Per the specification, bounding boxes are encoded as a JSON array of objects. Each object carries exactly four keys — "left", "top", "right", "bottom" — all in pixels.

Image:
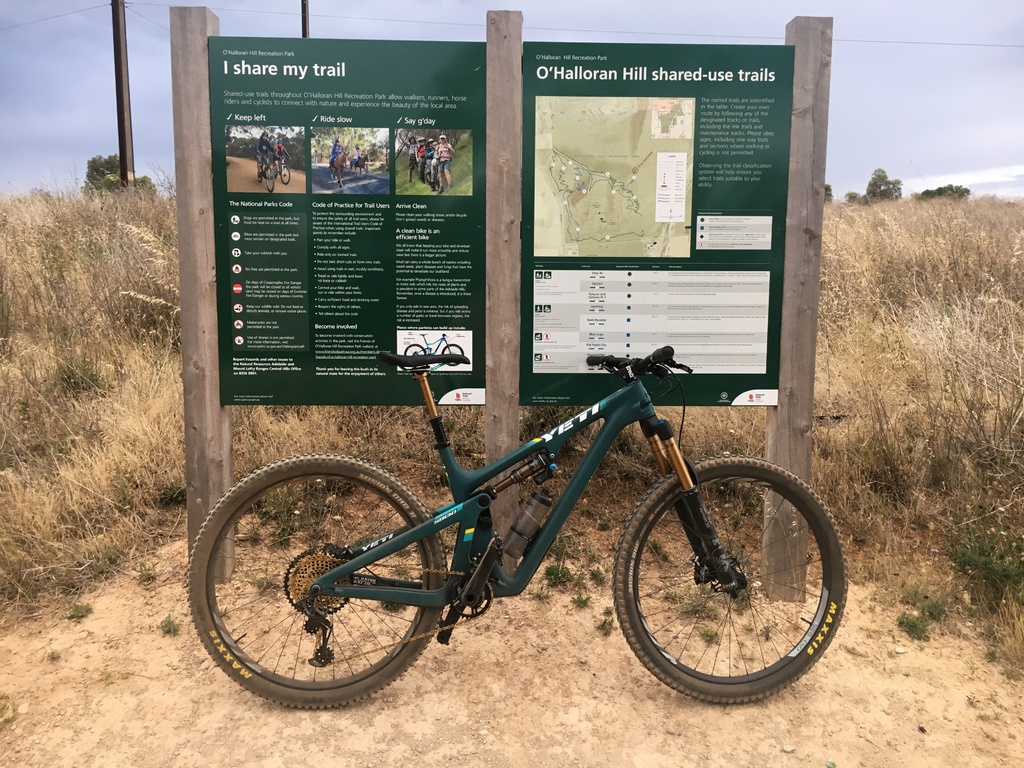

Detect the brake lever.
[{"left": 667, "top": 360, "right": 693, "bottom": 374}]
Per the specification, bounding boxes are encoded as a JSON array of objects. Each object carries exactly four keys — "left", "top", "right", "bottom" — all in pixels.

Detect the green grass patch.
[{"left": 67, "top": 603, "right": 93, "bottom": 622}]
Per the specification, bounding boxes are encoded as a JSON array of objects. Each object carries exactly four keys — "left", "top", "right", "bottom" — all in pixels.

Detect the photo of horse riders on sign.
[
  {"left": 395, "top": 129, "right": 473, "bottom": 196},
  {"left": 311, "top": 127, "right": 390, "bottom": 195},
  {"left": 224, "top": 125, "right": 306, "bottom": 194}
]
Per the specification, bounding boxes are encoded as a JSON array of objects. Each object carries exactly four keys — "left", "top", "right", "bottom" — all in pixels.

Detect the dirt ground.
[
  {"left": 226, "top": 156, "right": 307, "bottom": 194},
  {"left": 0, "top": 538, "right": 1021, "bottom": 768},
  {"left": 310, "top": 162, "right": 389, "bottom": 194}
]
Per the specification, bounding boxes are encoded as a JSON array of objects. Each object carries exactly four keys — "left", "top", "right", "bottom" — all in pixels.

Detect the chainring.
[
  {"left": 284, "top": 543, "right": 350, "bottom": 615},
  {"left": 458, "top": 582, "right": 494, "bottom": 619}
]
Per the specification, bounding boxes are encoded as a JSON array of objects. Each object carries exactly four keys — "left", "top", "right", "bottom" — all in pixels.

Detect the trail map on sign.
[{"left": 535, "top": 96, "right": 695, "bottom": 258}]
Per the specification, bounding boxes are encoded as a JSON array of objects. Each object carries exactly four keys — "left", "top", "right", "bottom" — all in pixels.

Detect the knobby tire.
[
  {"left": 189, "top": 454, "right": 445, "bottom": 709},
  {"left": 613, "top": 455, "right": 846, "bottom": 703}
]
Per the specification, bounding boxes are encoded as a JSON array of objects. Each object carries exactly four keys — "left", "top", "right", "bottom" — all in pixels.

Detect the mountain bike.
[
  {"left": 256, "top": 151, "right": 275, "bottom": 192},
  {"left": 403, "top": 332, "right": 463, "bottom": 358},
  {"left": 262, "top": 157, "right": 277, "bottom": 193},
  {"left": 278, "top": 156, "right": 291, "bottom": 186},
  {"left": 188, "top": 346, "right": 846, "bottom": 709}
]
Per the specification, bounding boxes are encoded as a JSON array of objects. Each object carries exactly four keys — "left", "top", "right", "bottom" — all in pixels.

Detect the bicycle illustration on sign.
[{"left": 403, "top": 332, "right": 464, "bottom": 358}]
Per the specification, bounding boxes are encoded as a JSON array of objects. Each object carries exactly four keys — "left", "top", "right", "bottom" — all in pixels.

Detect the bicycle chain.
[{"left": 306, "top": 562, "right": 500, "bottom": 668}]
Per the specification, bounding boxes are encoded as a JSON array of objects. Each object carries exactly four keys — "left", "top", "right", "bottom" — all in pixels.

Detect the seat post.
[{"left": 413, "top": 371, "right": 439, "bottom": 419}]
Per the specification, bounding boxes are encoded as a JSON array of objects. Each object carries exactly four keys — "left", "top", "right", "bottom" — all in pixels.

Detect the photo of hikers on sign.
[
  {"left": 395, "top": 129, "right": 473, "bottom": 196},
  {"left": 311, "top": 127, "right": 390, "bottom": 194}
]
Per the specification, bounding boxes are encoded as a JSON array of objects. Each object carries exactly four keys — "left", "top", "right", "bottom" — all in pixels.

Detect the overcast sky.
[{"left": 2, "top": 1, "right": 1022, "bottom": 198}]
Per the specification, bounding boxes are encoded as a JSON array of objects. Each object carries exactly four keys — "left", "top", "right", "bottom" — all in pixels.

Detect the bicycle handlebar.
[{"left": 586, "top": 346, "right": 691, "bottom": 377}]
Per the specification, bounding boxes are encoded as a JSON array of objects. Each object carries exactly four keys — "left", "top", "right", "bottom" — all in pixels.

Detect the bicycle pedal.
[{"left": 436, "top": 605, "right": 462, "bottom": 645}]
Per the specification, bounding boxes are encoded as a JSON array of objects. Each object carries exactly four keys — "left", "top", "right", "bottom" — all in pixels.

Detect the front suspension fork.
[{"left": 641, "top": 418, "right": 746, "bottom": 596}]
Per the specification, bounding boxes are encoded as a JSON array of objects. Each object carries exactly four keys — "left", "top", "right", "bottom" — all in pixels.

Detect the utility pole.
[
  {"left": 302, "top": 0, "right": 309, "bottom": 37},
  {"left": 111, "top": 0, "right": 136, "bottom": 186}
]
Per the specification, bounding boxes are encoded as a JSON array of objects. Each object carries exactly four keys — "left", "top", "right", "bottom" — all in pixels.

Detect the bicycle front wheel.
[
  {"left": 613, "top": 456, "right": 846, "bottom": 703},
  {"left": 281, "top": 165, "right": 291, "bottom": 185},
  {"left": 189, "top": 454, "right": 445, "bottom": 709}
]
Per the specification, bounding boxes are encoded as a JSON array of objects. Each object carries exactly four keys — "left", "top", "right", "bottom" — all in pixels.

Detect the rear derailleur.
[{"left": 301, "top": 600, "right": 335, "bottom": 668}]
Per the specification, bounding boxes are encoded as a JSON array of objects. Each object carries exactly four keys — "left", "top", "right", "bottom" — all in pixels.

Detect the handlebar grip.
[
  {"left": 651, "top": 346, "right": 674, "bottom": 364},
  {"left": 586, "top": 355, "right": 609, "bottom": 367}
]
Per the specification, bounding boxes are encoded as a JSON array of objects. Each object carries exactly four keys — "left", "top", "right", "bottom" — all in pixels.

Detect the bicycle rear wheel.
[
  {"left": 613, "top": 455, "right": 846, "bottom": 703},
  {"left": 440, "top": 343, "right": 464, "bottom": 358},
  {"left": 403, "top": 344, "right": 426, "bottom": 356},
  {"left": 189, "top": 454, "right": 445, "bottom": 708}
]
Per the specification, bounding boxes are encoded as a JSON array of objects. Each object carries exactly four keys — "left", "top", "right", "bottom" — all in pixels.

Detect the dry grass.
[
  {"left": 0, "top": 190, "right": 183, "bottom": 604},
  {"left": 996, "top": 600, "right": 1024, "bottom": 668},
  {"left": 0, "top": 191, "right": 1022, "bottom": 659}
]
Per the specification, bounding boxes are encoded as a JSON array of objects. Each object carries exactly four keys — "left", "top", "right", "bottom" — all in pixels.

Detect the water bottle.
[{"left": 502, "top": 489, "right": 552, "bottom": 560}]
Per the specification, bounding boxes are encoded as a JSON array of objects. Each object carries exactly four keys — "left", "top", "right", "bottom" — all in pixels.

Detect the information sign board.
[
  {"left": 208, "top": 38, "right": 486, "bottom": 405},
  {"left": 522, "top": 42, "right": 794, "bottom": 405}
]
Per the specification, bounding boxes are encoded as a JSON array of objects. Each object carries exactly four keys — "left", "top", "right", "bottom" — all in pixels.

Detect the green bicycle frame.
[{"left": 312, "top": 377, "right": 659, "bottom": 606}]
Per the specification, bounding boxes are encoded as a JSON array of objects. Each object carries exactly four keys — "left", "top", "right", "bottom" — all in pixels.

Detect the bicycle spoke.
[
  {"left": 614, "top": 456, "right": 846, "bottom": 702},
  {"left": 190, "top": 456, "right": 445, "bottom": 707}
]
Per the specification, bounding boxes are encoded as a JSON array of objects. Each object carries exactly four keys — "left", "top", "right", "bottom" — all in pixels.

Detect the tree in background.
[
  {"left": 824, "top": 183, "right": 833, "bottom": 203},
  {"left": 914, "top": 184, "right": 971, "bottom": 201},
  {"left": 865, "top": 168, "right": 902, "bottom": 202},
  {"left": 84, "top": 153, "right": 155, "bottom": 192},
  {"left": 844, "top": 191, "right": 865, "bottom": 205},
  {"left": 225, "top": 127, "right": 306, "bottom": 169},
  {"left": 85, "top": 154, "right": 120, "bottom": 188},
  {"left": 310, "top": 127, "right": 387, "bottom": 168}
]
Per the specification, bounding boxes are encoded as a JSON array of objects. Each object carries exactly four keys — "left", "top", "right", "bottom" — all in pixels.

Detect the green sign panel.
[
  {"left": 522, "top": 42, "right": 795, "bottom": 406},
  {"left": 208, "top": 38, "right": 486, "bottom": 405}
]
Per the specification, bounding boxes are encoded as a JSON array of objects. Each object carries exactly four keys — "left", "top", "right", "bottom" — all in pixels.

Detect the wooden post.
[
  {"left": 170, "top": 7, "right": 233, "bottom": 559},
  {"left": 111, "top": 0, "right": 135, "bottom": 186},
  {"left": 485, "top": 11, "right": 524, "bottom": 535},
  {"left": 764, "top": 17, "right": 832, "bottom": 600},
  {"left": 766, "top": 16, "right": 833, "bottom": 482}
]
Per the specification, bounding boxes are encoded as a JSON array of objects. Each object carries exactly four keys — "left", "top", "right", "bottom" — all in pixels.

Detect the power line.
[
  {"left": 143, "top": 3, "right": 483, "bottom": 30},
  {"left": 140, "top": 3, "right": 1024, "bottom": 49},
  {"left": 7, "top": 2, "right": 1024, "bottom": 49},
  {"left": 0, "top": 3, "right": 107, "bottom": 33},
  {"left": 834, "top": 36, "right": 1023, "bottom": 49},
  {"left": 127, "top": 6, "right": 170, "bottom": 33}
]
